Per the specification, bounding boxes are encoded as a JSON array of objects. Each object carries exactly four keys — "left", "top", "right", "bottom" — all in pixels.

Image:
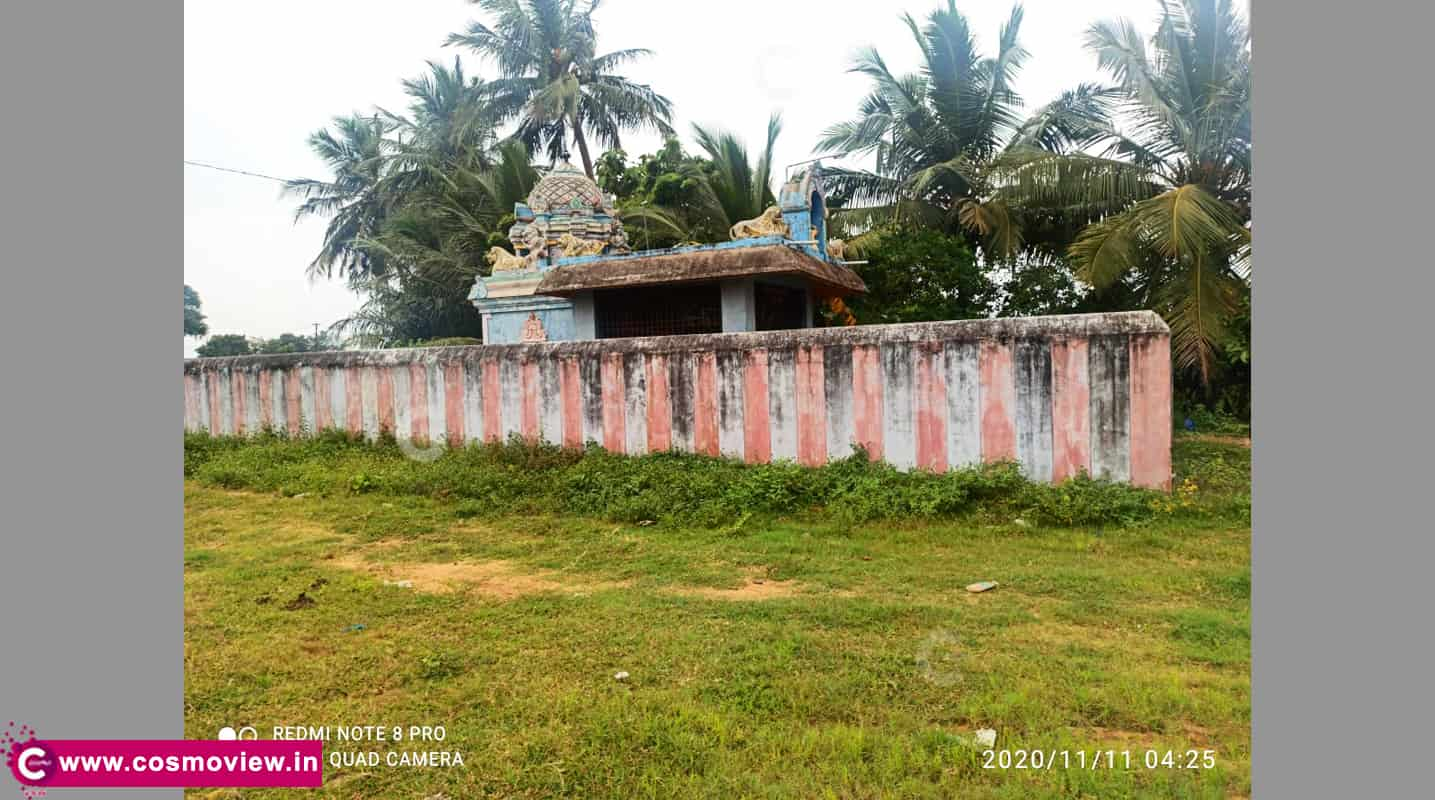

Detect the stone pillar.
[
  {"left": 572, "top": 292, "right": 596, "bottom": 340},
  {"left": 720, "top": 279, "right": 755, "bottom": 333}
]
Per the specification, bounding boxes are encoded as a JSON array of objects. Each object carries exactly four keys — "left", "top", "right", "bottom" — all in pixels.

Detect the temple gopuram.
[{"left": 469, "top": 160, "right": 867, "bottom": 343}]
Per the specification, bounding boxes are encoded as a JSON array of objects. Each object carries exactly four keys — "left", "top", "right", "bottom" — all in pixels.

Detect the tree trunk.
[{"left": 571, "top": 117, "right": 595, "bottom": 180}]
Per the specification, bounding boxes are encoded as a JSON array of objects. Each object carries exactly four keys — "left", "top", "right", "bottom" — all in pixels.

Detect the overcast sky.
[{"left": 184, "top": 0, "right": 1165, "bottom": 356}]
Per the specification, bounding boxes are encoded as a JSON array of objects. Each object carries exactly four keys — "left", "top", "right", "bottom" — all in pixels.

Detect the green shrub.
[
  {"left": 1175, "top": 404, "right": 1250, "bottom": 436},
  {"left": 348, "top": 472, "right": 379, "bottom": 494},
  {"left": 1023, "top": 473, "right": 1156, "bottom": 527},
  {"left": 183, "top": 433, "right": 1246, "bottom": 530}
]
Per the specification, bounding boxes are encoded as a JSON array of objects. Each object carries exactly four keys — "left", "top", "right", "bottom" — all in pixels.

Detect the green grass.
[
  {"left": 184, "top": 433, "right": 1249, "bottom": 798},
  {"left": 185, "top": 429, "right": 1245, "bottom": 530}
]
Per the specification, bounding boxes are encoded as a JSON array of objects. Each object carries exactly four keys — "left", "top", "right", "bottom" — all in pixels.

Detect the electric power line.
[{"left": 183, "top": 159, "right": 291, "bottom": 184}]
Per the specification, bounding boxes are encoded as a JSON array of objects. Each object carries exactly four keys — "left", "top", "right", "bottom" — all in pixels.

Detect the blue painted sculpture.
[{"left": 470, "top": 161, "right": 864, "bottom": 344}]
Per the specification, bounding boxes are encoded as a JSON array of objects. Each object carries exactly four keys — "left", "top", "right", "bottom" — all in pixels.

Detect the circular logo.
[
  {"left": 398, "top": 437, "right": 445, "bottom": 463},
  {"left": 12, "top": 741, "right": 57, "bottom": 786},
  {"left": 915, "top": 629, "right": 965, "bottom": 687}
]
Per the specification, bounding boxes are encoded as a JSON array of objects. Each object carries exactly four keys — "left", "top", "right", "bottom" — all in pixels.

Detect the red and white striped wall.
[{"left": 183, "top": 312, "right": 1171, "bottom": 488}]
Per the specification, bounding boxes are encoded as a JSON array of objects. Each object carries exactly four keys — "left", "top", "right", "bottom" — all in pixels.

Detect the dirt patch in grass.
[
  {"left": 1087, "top": 721, "right": 1215, "bottom": 749},
  {"left": 679, "top": 579, "right": 802, "bottom": 601},
  {"left": 340, "top": 548, "right": 808, "bottom": 601},
  {"left": 336, "top": 551, "right": 625, "bottom": 599},
  {"left": 1087, "top": 726, "right": 1165, "bottom": 749},
  {"left": 342, "top": 547, "right": 807, "bottom": 601},
  {"left": 282, "top": 591, "right": 316, "bottom": 610},
  {"left": 1184, "top": 433, "right": 1251, "bottom": 448},
  {"left": 297, "top": 639, "right": 334, "bottom": 657},
  {"left": 670, "top": 567, "right": 805, "bottom": 601}
]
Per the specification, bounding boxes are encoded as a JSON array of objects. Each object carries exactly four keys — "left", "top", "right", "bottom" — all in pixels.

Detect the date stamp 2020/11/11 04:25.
[{"left": 982, "top": 749, "right": 1218, "bottom": 771}]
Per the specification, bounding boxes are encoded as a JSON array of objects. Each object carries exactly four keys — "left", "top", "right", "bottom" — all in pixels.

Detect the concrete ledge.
[
  {"left": 184, "top": 312, "right": 1167, "bottom": 372},
  {"left": 183, "top": 311, "right": 1171, "bottom": 487}
]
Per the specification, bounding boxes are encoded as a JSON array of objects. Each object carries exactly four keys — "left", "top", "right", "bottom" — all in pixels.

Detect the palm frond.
[
  {"left": 1007, "top": 83, "right": 1121, "bottom": 152},
  {"left": 753, "top": 112, "right": 782, "bottom": 213},
  {"left": 616, "top": 203, "right": 690, "bottom": 246},
  {"left": 1164, "top": 250, "right": 1242, "bottom": 384},
  {"left": 1084, "top": 17, "right": 1194, "bottom": 154},
  {"left": 588, "top": 47, "right": 655, "bottom": 73},
  {"left": 829, "top": 200, "right": 946, "bottom": 238},
  {"left": 821, "top": 166, "right": 905, "bottom": 208},
  {"left": 1068, "top": 207, "right": 1144, "bottom": 288},
  {"left": 987, "top": 149, "right": 1161, "bottom": 218},
  {"left": 957, "top": 198, "right": 1023, "bottom": 262},
  {"left": 1136, "top": 184, "right": 1243, "bottom": 262},
  {"left": 691, "top": 118, "right": 777, "bottom": 225},
  {"left": 974, "top": 3, "right": 1029, "bottom": 148},
  {"left": 815, "top": 91, "right": 895, "bottom": 156}
]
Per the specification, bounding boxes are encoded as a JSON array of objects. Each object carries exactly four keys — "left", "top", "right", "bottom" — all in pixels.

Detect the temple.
[{"left": 469, "top": 161, "right": 867, "bottom": 343}]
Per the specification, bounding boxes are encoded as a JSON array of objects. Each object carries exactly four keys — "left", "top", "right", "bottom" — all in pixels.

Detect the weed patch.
[
  {"left": 1169, "top": 609, "right": 1251, "bottom": 665},
  {"left": 185, "top": 431, "right": 1245, "bottom": 531}
]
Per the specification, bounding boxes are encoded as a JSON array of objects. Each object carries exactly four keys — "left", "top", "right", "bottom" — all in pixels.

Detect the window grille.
[{"left": 594, "top": 283, "right": 723, "bottom": 339}]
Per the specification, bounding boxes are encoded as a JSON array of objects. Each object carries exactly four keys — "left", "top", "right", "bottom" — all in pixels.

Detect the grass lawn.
[{"left": 184, "top": 436, "right": 1249, "bottom": 799}]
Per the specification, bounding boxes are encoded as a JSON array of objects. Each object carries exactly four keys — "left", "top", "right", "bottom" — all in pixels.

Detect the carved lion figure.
[
  {"left": 556, "top": 233, "right": 607, "bottom": 257},
  {"left": 486, "top": 246, "right": 528, "bottom": 273},
  {"left": 826, "top": 238, "right": 846, "bottom": 260},
  {"left": 521, "top": 225, "right": 548, "bottom": 265},
  {"left": 730, "top": 206, "right": 790, "bottom": 240},
  {"left": 608, "top": 225, "right": 630, "bottom": 253}
]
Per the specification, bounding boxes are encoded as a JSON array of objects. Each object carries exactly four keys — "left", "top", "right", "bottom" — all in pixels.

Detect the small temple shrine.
[{"left": 468, "top": 160, "right": 867, "bottom": 343}]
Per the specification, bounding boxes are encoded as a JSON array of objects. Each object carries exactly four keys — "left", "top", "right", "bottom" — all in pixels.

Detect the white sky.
[{"left": 184, "top": 0, "right": 1162, "bottom": 356}]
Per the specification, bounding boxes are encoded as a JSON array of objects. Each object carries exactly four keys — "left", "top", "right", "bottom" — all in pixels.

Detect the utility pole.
[{"left": 312, "top": 322, "right": 321, "bottom": 350}]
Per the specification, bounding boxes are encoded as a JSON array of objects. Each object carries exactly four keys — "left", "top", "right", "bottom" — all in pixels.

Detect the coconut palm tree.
[
  {"left": 994, "top": 0, "right": 1251, "bottom": 383},
  {"left": 290, "top": 58, "right": 547, "bottom": 344},
  {"left": 378, "top": 57, "right": 499, "bottom": 202},
  {"left": 615, "top": 115, "right": 783, "bottom": 246},
  {"left": 289, "top": 59, "right": 535, "bottom": 284},
  {"left": 353, "top": 60, "right": 540, "bottom": 341},
  {"left": 284, "top": 114, "right": 394, "bottom": 281},
  {"left": 361, "top": 140, "right": 540, "bottom": 283},
  {"left": 692, "top": 113, "right": 782, "bottom": 231},
  {"left": 377, "top": 59, "right": 543, "bottom": 240},
  {"left": 331, "top": 136, "right": 540, "bottom": 348},
  {"left": 446, "top": 0, "right": 674, "bottom": 180},
  {"left": 816, "top": 2, "right": 1112, "bottom": 262}
]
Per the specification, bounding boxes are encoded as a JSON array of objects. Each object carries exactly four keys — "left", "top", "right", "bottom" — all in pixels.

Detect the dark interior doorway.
[{"left": 755, "top": 282, "right": 808, "bottom": 331}]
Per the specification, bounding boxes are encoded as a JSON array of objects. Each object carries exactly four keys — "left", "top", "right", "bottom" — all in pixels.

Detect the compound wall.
[{"left": 183, "top": 312, "right": 1171, "bottom": 488}]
